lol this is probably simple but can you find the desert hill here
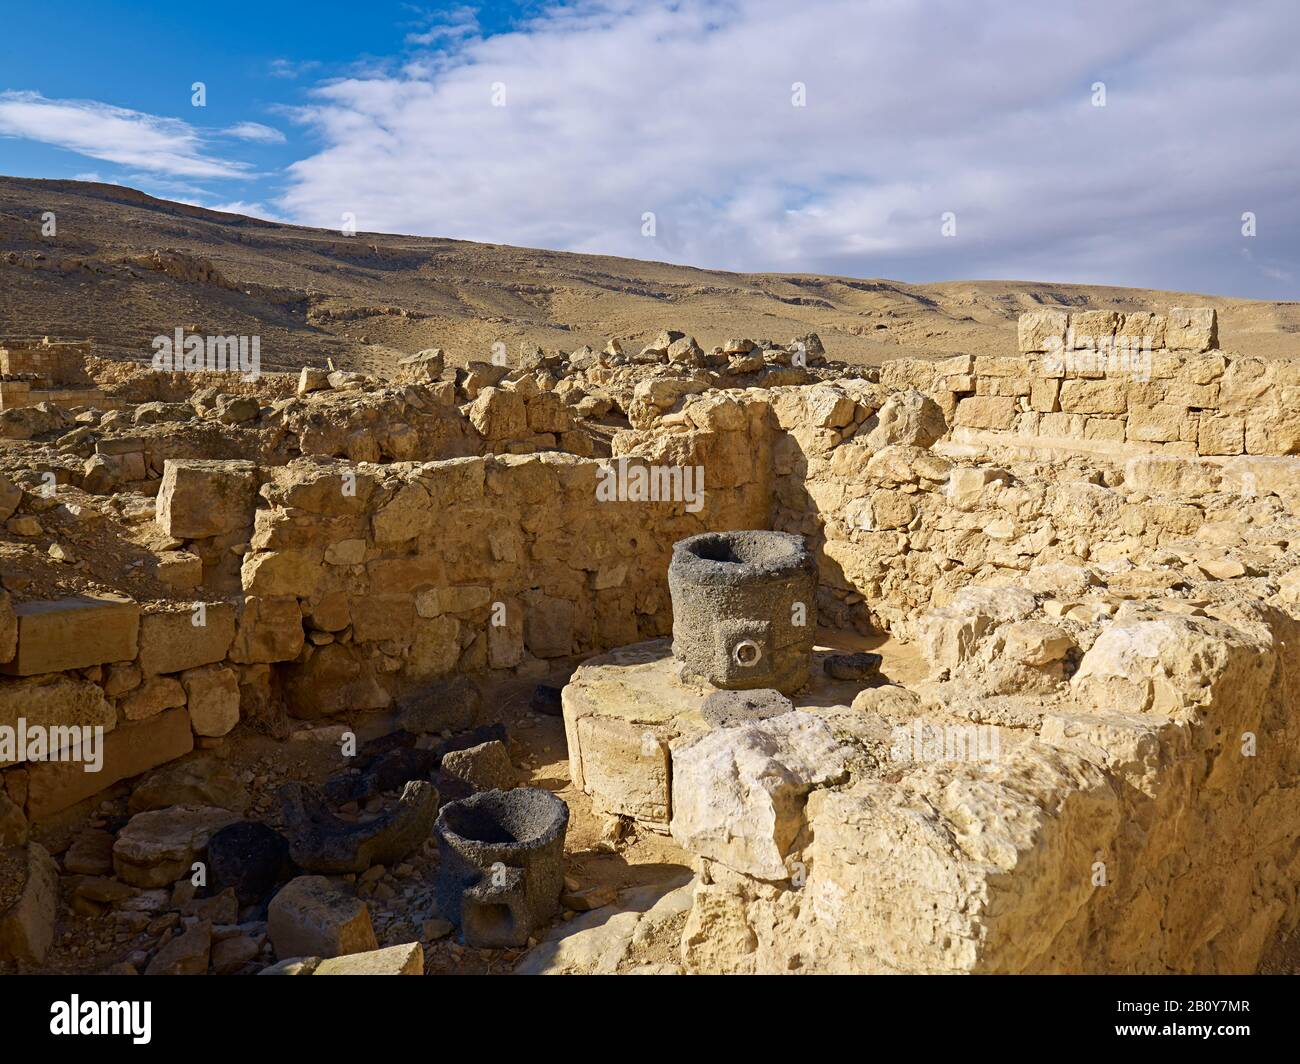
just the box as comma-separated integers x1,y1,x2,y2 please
2,175,1297,373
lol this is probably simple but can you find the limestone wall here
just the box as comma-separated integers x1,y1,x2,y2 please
908,308,1300,459
0,397,775,820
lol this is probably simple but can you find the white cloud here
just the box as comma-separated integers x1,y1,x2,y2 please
224,121,287,144
0,91,249,179
278,0,1300,295
270,58,321,79
406,5,481,46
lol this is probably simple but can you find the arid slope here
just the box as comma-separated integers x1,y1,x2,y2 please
2,176,1297,372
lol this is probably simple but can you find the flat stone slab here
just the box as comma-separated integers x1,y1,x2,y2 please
561,638,886,826
0,594,139,676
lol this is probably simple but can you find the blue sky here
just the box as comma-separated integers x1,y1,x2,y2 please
2,0,1298,299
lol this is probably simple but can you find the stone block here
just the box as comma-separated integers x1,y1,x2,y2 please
181,665,241,737
157,459,258,539
670,713,846,880
0,594,139,676
954,396,1017,430
1017,310,1067,354
228,595,305,664
23,708,193,819
1165,307,1218,352
268,876,377,960
315,941,424,975
0,676,115,768
137,603,236,675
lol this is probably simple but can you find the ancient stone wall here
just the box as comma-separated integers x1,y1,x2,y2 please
880,308,1300,459
1,397,775,820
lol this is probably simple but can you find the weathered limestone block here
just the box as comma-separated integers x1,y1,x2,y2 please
1245,405,1300,456
1118,311,1166,349
119,675,186,721
0,842,58,964
181,665,241,737
1071,616,1264,717
406,615,461,680
878,358,936,392
1218,357,1271,414
626,377,710,429
1165,307,1218,352
1127,404,1189,443
23,708,193,819
228,595,305,663
799,746,1118,974
152,549,203,590
945,466,996,509
522,590,576,659
113,804,240,887
351,594,415,643
859,390,946,450
0,676,115,767
372,480,433,544
315,941,424,975
671,712,846,880
1059,380,1128,415
1123,454,1221,495
1001,620,1074,666
0,594,139,676
575,715,671,822
129,756,250,815
468,386,527,440
1018,310,1068,354
487,600,524,668
1197,414,1245,456
157,459,258,539
137,603,236,675
1220,455,1300,498
526,391,575,434
439,740,517,791
680,882,759,975
144,920,212,975
268,876,378,960
283,643,390,718
241,549,324,597
769,385,856,431
954,396,1016,430
916,586,1036,677
1068,311,1119,348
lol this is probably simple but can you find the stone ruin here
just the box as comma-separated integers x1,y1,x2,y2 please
0,338,117,414
2,310,1300,975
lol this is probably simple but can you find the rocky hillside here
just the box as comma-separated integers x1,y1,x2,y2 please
2,175,1299,373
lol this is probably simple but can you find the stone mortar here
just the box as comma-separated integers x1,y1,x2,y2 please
433,787,569,949
668,530,817,694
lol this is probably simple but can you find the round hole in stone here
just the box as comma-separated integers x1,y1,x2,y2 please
733,639,762,668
